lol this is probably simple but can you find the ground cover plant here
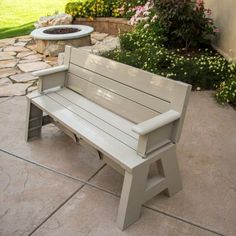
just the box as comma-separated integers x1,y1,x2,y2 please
0,0,68,39
216,77,236,106
103,29,236,90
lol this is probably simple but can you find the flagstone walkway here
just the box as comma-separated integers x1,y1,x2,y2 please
0,33,119,97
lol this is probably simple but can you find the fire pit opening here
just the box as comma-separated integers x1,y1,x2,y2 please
43,27,80,34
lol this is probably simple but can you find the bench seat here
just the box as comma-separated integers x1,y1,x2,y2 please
30,87,150,171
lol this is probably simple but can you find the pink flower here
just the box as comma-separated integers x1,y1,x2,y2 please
214,28,220,33
195,0,204,11
196,0,204,5
128,0,154,26
205,8,212,15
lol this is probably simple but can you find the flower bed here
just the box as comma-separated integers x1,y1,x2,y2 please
103,29,236,90
65,0,147,18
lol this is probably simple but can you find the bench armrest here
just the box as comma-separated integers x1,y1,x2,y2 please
32,65,69,93
32,65,68,77
132,110,180,135
132,110,180,158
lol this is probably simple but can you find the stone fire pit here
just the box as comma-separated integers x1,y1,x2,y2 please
31,25,94,56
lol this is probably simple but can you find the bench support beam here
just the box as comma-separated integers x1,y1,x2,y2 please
25,101,54,142
25,100,43,141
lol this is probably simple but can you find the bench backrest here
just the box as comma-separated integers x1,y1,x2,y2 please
64,46,191,142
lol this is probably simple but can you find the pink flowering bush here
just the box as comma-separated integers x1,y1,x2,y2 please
154,0,218,48
128,0,154,25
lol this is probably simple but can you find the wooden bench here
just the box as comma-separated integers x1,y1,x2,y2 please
25,46,191,230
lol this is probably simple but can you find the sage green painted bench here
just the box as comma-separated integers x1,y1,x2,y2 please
25,46,191,230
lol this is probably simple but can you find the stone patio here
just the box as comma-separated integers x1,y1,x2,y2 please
0,33,119,97
0,34,236,236
0,91,235,236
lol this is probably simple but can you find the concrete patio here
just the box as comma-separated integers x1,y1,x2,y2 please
0,90,235,236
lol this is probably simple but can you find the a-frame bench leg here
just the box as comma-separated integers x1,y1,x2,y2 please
157,145,182,197
116,145,182,230
116,165,149,230
25,99,43,142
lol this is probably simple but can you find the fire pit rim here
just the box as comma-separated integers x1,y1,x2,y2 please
31,24,94,41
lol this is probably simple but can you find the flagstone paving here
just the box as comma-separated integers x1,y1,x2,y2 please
0,36,52,96
10,73,37,83
0,82,33,96
0,32,120,97
0,68,20,78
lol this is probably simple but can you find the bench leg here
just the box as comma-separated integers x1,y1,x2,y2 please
157,146,182,197
116,145,182,230
116,165,149,230
25,99,43,142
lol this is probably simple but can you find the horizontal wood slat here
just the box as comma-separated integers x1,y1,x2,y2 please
47,92,138,150
57,89,138,139
67,73,159,123
69,63,170,114
70,48,189,109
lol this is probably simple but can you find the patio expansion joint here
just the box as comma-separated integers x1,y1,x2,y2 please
0,148,225,236
143,205,225,236
28,163,107,236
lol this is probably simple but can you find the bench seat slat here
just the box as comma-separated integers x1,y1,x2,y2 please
69,64,170,114
47,92,138,150
57,88,138,139
31,94,145,171
67,73,159,123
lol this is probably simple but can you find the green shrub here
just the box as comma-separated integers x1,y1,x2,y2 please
102,28,236,89
153,0,218,48
216,77,236,105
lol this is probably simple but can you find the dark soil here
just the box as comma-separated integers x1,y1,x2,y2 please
230,102,236,110
44,27,80,34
